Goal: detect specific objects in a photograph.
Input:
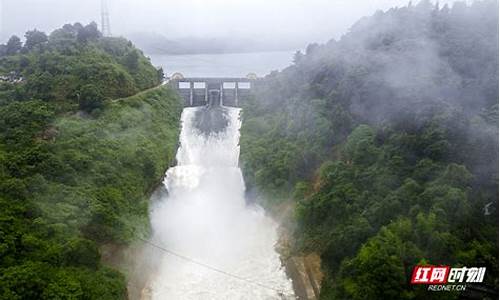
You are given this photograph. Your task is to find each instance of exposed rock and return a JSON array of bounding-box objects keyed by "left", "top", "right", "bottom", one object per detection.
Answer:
[{"left": 276, "top": 224, "right": 323, "bottom": 300}]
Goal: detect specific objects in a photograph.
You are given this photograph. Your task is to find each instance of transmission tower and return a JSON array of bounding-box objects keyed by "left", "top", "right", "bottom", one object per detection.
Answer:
[{"left": 101, "top": 0, "right": 111, "bottom": 37}]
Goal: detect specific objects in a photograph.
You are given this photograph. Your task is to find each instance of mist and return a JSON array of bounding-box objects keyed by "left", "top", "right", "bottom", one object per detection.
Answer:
[
  {"left": 132, "top": 107, "right": 295, "bottom": 299},
  {"left": 0, "top": 0, "right": 469, "bottom": 47}
]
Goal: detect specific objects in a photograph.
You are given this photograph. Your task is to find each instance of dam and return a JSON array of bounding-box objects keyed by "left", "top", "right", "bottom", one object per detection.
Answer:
[{"left": 169, "top": 73, "right": 256, "bottom": 107}]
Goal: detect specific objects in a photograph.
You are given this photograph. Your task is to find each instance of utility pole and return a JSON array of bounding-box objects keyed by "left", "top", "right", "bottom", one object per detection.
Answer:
[{"left": 101, "top": 0, "right": 111, "bottom": 37}]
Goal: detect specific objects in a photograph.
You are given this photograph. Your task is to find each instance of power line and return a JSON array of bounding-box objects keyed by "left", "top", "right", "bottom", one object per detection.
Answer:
[{"left": 138, "top": 237, "right": 294, "bottom": 299}]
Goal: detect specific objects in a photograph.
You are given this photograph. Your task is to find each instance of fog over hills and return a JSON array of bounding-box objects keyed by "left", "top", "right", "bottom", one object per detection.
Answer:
[
  {"left": 0, "top": 0, "right": 467, "bottom": 48},
  {"left": 127, "top": 32, "right": 306, "bottom": 55}
]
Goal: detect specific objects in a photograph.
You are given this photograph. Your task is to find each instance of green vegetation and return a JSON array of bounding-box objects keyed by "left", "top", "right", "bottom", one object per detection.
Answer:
[
  {"left": 0, "top": 22, "right": 163, "bottom": 112},
  {"left": 240, "top": 1, "right": 498, "bottom": 299},
  {"left": 0, "top": 22, "right": 181, "bottom": 299}
]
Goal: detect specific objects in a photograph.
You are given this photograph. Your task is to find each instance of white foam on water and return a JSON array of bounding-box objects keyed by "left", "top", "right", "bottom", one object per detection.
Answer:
[{"left": 147, "top": 107, "right": 295, "bottom": 300}]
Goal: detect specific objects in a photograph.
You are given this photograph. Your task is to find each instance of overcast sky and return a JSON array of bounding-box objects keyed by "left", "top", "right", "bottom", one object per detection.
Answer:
[{"left": 0, "top": 0, "right": 468, "bottom": 44}]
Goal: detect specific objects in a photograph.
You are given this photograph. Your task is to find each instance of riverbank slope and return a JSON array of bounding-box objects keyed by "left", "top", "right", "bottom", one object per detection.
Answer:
[
  {"left": 0, "top": 23, "right": 182, "bottom": 299},
  {"left": 240, "top": 2, "right": 498, "bottom": 299}
]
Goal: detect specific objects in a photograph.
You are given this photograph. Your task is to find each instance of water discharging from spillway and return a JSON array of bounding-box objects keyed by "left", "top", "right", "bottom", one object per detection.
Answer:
[{"left": 146, "top": 107, "right": 295, "bottom": 299}]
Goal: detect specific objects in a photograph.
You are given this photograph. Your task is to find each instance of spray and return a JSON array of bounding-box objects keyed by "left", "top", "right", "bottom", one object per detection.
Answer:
[{"left": 146, "top": 107, "right": 294, "bottom": 299}]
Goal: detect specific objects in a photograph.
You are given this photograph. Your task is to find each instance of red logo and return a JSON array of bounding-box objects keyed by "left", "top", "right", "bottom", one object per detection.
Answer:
[{"left": 411, "top": 266, "right": 450, "bottom": 284}]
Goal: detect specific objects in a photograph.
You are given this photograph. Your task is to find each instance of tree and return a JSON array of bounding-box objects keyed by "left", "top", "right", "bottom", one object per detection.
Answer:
[
  {"left": 77, "top": 22, "right": 102, "bottom": 43},
  {"left": 5, "top": 35, "right": 22, "bottom": 55},
  {"left": 293, "top": 50, "right": 304, "bottom": 64},
  {"left": 0, "top": 262, "right": 49, "bottom": 299},
  {"left": 342, "top": 125, "right": 379, "bottom": 167},
  {"left": 24, "top": 29, "right": 48, "bottom": 51},
  {"left": 48, "top": 28, "right": 78, "bottom": 54},
  {"left": 305, "top": 43, "right": 319, "bottom": 55},
  {"left": 62, "top": 238, "right": 100, "bottom": 269},
  {"left": 157, "top": 67, "right": 165, "bottom": 82},
  {"left": 335, "top": 220, "right": 420, "bottom": 300},
  {"left": 61, "top": 23, "right": 80, "bottom": 36},
  {"left": 0, "top": 44, "right": 6, "bottom": 57},
  {"left": 0, "top": 100, "right": 54, "bottom": 146},
  {"left": 124, "top": 50, "right": 139, "bottom": 71},
  {"left": 77, "top": 84, "right": 104, "bottom": 113}
]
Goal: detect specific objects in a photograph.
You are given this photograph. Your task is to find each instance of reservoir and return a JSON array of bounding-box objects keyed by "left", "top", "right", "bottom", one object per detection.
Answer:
[{"left": 149, "top": 50, "right": 296, "bottom": 78}]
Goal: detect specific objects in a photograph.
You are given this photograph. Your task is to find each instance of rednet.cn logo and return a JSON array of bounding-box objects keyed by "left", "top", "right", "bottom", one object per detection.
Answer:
[{"left": 411, "top": 265, "right": 486, "bottom": 292}]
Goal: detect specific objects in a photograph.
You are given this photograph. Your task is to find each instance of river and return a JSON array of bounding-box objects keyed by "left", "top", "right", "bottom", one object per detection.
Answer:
[
  {"left": 149, "top": 51, "right": 296, "bottom": 77},
  {"left": 142, "top": 107, "right": 295, "bottom": 299}
]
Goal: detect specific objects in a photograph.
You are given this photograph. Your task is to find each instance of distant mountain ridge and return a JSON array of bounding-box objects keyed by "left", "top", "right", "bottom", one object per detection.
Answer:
[{"left": 127, "top": 32, "right": 303, "bottom": 55}]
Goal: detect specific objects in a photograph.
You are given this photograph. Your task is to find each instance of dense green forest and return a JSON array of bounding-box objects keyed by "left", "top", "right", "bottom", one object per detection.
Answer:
[
  {"left": 240, "top": 1, "right": 498, "bottom": 299},
  {"left": 0, "top": 23, "right": 182, "bottom": 298}
]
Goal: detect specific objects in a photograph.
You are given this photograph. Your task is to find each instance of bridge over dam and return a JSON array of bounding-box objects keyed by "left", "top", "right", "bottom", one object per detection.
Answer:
[{"left": 169, "top": 73, "right": 257, "bottom": 107}]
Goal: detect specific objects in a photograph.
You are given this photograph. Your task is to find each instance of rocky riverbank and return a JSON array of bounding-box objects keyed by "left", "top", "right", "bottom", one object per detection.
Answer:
[{"left": 267, "top": 200, "right": 324, "bottom": 300}]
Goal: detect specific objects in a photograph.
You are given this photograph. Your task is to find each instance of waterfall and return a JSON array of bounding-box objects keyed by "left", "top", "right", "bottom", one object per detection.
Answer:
[{"left": 146, "top": 107, "right": 295, "bottom": 299}]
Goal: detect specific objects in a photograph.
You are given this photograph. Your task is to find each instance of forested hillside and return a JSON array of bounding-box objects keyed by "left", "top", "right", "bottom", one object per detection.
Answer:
[
  {"left": 240, "top": 1, "right": 498, "bottom": 298},
  {"left": 0, "top": 22, "right": 163, "bottom": 113},
  {"left": 0, "top": 23, "right": 182, "bottom": 298}
]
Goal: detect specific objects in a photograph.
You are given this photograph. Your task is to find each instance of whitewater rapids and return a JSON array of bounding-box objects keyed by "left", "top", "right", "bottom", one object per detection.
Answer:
[{"left": 146, "top": 107, "right": 295, "bottom": 299}]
